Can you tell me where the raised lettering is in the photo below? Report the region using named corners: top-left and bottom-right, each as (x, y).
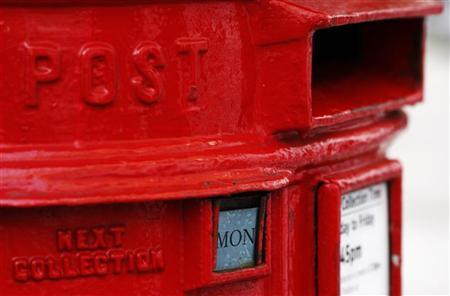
top-left (151, 249), bottom-right (164, 271)
top-left (80, 42), bottom-right (116, 106)
top-left (132, 42), bottom-right (165, 104)
top-left (108, 249), bottom-right (125, 274)
top-left (93, 252), bottom-right (108, 275)
top-left (175, 37), bottom-right (208, 103)
top-left (78, 252), bottom-right (94, 276)
top-left (135, 249), bottom-right (151, 272)
top-left (57, 229), bottom-right (73, 252)
top-left (76, 229), bottom-right (90, 250)
top-left (23, 42), bottom-right (61, 107)
top-left (62, 254), bottom-right (79, 278)
top-left (12, 257), bottom-right (28, 282)
top-left (47, 257), bottom-right (62, 279)
top-left (126, 250), bottom-right (136, 271)
top-left (11, 224), bottom-right (165, 283)
top-left (109, 225), bottom-right (125, 247)
top-left (92, 227), bottom-right (107, 249)
top-left (30, 257), bottom-right (46, 281)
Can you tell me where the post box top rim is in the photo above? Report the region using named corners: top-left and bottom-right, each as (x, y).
top-left (0, 0), bottom-right (443, 14)
top-left (284, 0), bottom-right (443, 24)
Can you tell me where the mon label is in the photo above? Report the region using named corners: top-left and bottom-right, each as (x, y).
top-left (340, 183), bottom-right (389, 295)
top-left (215, 207), bottom-right (258, 271)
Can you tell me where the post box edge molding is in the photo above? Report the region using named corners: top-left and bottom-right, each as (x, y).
top-left (0, 112), bottom-right (406, 207)
top-left (316, 159), bottom-right (402, 296)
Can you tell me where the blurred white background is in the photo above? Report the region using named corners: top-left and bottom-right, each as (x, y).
top-left (387, 2), bottom-right (449, 295)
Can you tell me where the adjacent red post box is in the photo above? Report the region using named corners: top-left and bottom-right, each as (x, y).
top-left (318, 160), bottom-right (402, 295)
top-left (0, 1), bottom-right (442, 295)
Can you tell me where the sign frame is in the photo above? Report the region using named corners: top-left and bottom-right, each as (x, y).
top-left (182, 192), bottom-right (272, 291)
top-left (317, 159), bottom-right (402, 296)
top-left (212, 194), bottom-right (268, 271)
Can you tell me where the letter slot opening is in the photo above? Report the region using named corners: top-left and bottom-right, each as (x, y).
top-left (213, 193), bottom-right (267, 272)
top-left (311, 18), bottom-right (423, 124)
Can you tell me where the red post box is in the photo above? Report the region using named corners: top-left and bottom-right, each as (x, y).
top-left (0, 1), bottom-right (442, 295)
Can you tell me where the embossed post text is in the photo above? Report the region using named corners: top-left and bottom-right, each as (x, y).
top-left (11, 224), bottom-right (164, 282)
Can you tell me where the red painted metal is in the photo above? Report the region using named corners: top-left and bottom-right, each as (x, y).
top-left (0, 0), bottom-right (442, 295)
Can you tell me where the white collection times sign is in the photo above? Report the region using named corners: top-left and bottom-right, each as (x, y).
top-left (340, 182), bottom-right (390, 295)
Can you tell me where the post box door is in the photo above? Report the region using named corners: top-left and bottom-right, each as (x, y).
top-left (317, 160), bottom-right (402, 296)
